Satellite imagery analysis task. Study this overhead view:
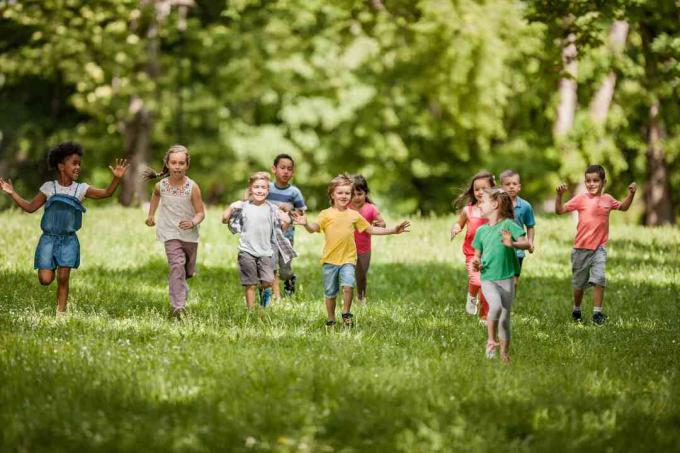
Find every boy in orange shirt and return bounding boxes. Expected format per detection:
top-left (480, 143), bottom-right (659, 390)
top-left (555, 165), bottom-right (636, 325)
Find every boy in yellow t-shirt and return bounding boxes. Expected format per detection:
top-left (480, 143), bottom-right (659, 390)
top-left (294, 174), bottom-right (410, 327)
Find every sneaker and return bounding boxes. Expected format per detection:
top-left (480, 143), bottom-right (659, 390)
top-left (572, 309), bottom-right (582, 323)
top-left (259, 288), bottom-right (271, 308)
top-left (283, 275), bottom-right (296, 297)
top-left (465, 293), bottom-right (478, 315)
top-left (592, 311), bottom-right (607, 325)
top-left (341, 312), bottom-right (353, 327)
top-left (485, 340), bottom-right (499, 359)
top-left (325, 320), bottom-right (336, 327)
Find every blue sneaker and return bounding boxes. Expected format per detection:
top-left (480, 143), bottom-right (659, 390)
top-left (259, 287), bottom-right (271, 308)
top-left (592, 311), bottom-right (607, 325)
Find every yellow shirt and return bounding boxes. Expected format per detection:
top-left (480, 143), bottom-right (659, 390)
top-left (317, 207), bottom-right (370, 265)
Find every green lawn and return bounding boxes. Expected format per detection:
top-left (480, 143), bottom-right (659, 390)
top-left (1, 207), bottom-right (678, 452)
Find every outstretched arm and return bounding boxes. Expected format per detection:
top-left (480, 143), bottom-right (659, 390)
top-left (0, 178), bottom-right (46, 213)
top-left (501, 230), bottom-right (531, 250)
top-left (554, 184), bottom-right (568, 215)
top-left (292, 212), bottom-right (320, 233)
top-left (145, 183), bottom-right (161, 226)
top-left (86, 159), bottom-right (130, 199)
top-left (450, 210), bottom-right (468, 240)
top-left (618, 182), bottom-right (637, 212)
top-left (366, 220), bottom-right (410, 236)
top-left (179, 184), bottom-right (205, 230)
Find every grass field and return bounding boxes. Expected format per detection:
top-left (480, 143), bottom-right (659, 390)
top-left (0, 206), bottom-right (678, 452)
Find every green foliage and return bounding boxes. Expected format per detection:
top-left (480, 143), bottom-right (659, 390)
top-left (0, 207), bottom-right (679, 449)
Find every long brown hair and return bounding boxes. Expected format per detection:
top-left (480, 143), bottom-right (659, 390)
top-left (453, 171), bottom-right (496, 210)
top-left (143, 145), bottom-right (191, 181)
top-left (327, 173), bottom-right (354, 206)
top-left (484, 187), bottom-right (515, 221)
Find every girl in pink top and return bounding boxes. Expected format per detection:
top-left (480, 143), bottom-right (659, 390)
top-left (351, 175), bottom-right (386, 302)
top-left (451, 171), bottom-right (496, 320)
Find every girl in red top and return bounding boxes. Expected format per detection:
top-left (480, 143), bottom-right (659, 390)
top-left (450, 171), bottom-right (496, 320)
top-left (351, 175), bottom-right (386, 302)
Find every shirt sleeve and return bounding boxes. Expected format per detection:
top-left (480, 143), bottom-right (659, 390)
top-left (606, 194), bottom-right (622, 210)
top-left (292, 187), bottom-right (307, 211)
top-left (563, 194), bottom-right (582, 212)
top-left (317, 210), bottom-right (329, 232)
top-left (76, 183), bottom-right (90, 201)
top-left (524, 202), bottom-right (536, 228)
top-left (472, 227), bottom-right (483, 253)
top-left (39, 181), bottom-right (53, 198)
top-left (354, 212), bottom-right (370, 233)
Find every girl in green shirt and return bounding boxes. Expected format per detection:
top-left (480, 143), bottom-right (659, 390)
top-left (472, 188), bottom-right (530, 363)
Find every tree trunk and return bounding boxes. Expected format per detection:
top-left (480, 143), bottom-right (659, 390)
top-left (120, 97), bottom-right (152, 206)
top-left (553, 33), bottom-right (578, 138)
top-left (589, 21), bottom-right (628, 125)
top-left (644, 101), bottom-right (673, 225)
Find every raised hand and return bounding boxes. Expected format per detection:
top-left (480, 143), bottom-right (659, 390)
top-left (556, 184), bottom-right (568, 194)
top-left (394, 220), bottom-right (410, 234)
top-left (501, 230), bottom-right (513, 247)
top-left (628, 182), bottom-right (637, 194)
top-left (109, 158), bottom-right (130, 178)
top-left (0, 177), bottom-right (14, 194)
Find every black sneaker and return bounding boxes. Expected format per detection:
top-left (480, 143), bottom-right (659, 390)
top-left (283, 275), bottom-right (296, 297)
top-left (341, 312), bottom-right (353, 327)
top-left (572, 309), bottom-right (582, 323)
top-left (592, 311), bottom-right (607, 325)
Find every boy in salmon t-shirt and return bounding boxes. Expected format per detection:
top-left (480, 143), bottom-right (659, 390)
top-left (555, 165), bottom-right (636, 325)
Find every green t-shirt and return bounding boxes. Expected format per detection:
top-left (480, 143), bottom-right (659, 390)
top-left (472, 218), bottom-right (526, 281)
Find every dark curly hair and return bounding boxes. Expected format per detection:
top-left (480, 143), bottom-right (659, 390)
top-left (47, 142), bottom-right (83, 170)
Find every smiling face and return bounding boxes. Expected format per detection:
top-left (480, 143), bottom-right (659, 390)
top-left (249, 178), bottom-right (269, 203)
top-left (58, 154), bottom-right (82, 181)
top-left (501, 174), bottom-right (521, 199)
top-left (331, 184), bottom-right (353, 208)
top-left (473, 177), bottom-right (492, 204)
top-left (166, 151), bottom-right (189, 178)
top-left (584, 172), bottom-right (605, 196)
top-left (272, 158), bottom-right (294, 186)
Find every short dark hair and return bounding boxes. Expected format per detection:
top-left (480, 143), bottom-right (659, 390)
top-left (273, 153), bottom-right (294, 167)
top-left (585, 164), bottom-right (606, 180)
top-left (47, 142), bottom-right (83, 170)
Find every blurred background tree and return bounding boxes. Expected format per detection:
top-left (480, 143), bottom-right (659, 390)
top-left (1, 0), bottom-right (677, 223)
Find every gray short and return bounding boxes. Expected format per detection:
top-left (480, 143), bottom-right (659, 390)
top-left (238, 251), bottom-right (275, 286)
top-left (571, 247), bottom-right (607, 289)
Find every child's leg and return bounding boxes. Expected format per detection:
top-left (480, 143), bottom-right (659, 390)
top-left (339, 264), bottom-right (356, 315)
top-left (573, 288), bottom-right (585, 309)
top-left (322, 264), bottom-right (341, 321)
top-left (342, 286), bottom-right (353, 314)
top-left (496, 279), bottom-right (515, 362)
top-left (593, 285), bottom-right (604, 308)
top-left (56, 267), bottom-right (71, 313)
top-left (325, 297), bottom-right (337, 321)
top-left (165, 240), bottom-right (188, 311)
top-left (478, 290), bottom-right (489, 320)
top-left (38, 269), bottom-right (55, 286)
top-left (272, 249), bottom-right (282, 300)
top-left (245, 285), bottom-right (257, 309)
top-left (482, 281), bottom-right (502, 344)
top-left (355, 252), bottom-right (371, 300)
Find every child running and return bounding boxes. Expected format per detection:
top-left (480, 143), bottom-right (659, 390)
top-left (499, 169), bottom-right (536, 282)
top-left (144, 145), bottom-right (205, 319)
top-left (472, 188), bottom-right (530, 362)
top-left (266, 154), bottom-right (307, 300)
top-left (350, 174), bottom-right (386, 302)
top-left (0, 142), bottom-right (129, 316)
top-left (555, 164), bottom-right (636, 325)
top-left (292, 174), bottom-right (409, 327)
top-left (450, 171), bottom-right (496, 320)
top-left (222, 172), bottom-right (293, 309)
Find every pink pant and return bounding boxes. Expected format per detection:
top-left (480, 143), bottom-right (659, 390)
top-left (164, 240), bottom-right (198, 310)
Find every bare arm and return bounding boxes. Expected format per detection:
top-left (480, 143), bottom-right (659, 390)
top-left (554, 184), bottom-right (568, 215)
top-left (450, 209), bottom-right (468, 240)
top-left (292, 212), bottom-right (321, 233)
top-left (366, 220), bottom-right (410, 236)
top-left (526, 227), bottom-right (535, 253)
top-left (179, 183), bottom-right (205, 230)
top-left (501, 230), bottom-right (531, 250)
top-left (618, 182), bottom-right (637, 212)
top-left (472, 249), bottom-right (482, 271)
top-left (85, 159), bottom-right (129, 199)
top-left (0, 178), bottom-right (46, 213)
top-left (372, 212), bottom-right (386, 228)
top-left (145, 183), bottom-right (161, 226)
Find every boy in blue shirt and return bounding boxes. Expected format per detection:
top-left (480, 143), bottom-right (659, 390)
top-left (267, 154), bottom-right (307, 299)
top-left (500, 170), bottom-right (535, 282)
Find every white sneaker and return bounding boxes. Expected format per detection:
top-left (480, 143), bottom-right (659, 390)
top-left (465, 293), bottom-right (478, 315)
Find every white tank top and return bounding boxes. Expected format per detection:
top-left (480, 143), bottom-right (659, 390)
top-left (156, 177), bottom-right (199, 243)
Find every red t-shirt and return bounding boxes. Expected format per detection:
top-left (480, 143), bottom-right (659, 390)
top-left (353, 202), bottom-right (380, 255)
top-left (564, 193), bottom-right (621, 250)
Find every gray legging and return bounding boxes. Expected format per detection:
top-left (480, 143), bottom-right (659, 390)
top-left (481, 278), bottom-right (515, 340)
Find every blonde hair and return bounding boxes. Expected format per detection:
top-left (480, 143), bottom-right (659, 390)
top-left (327, 173), bottom-right (354, 205)
top-left (484, 187), bottom-right (515, 221)
top-left (143, 145), bottom-right (191, 181)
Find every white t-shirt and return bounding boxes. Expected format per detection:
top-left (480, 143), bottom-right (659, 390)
top-left (39, 181), bottom-right (90, 201)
